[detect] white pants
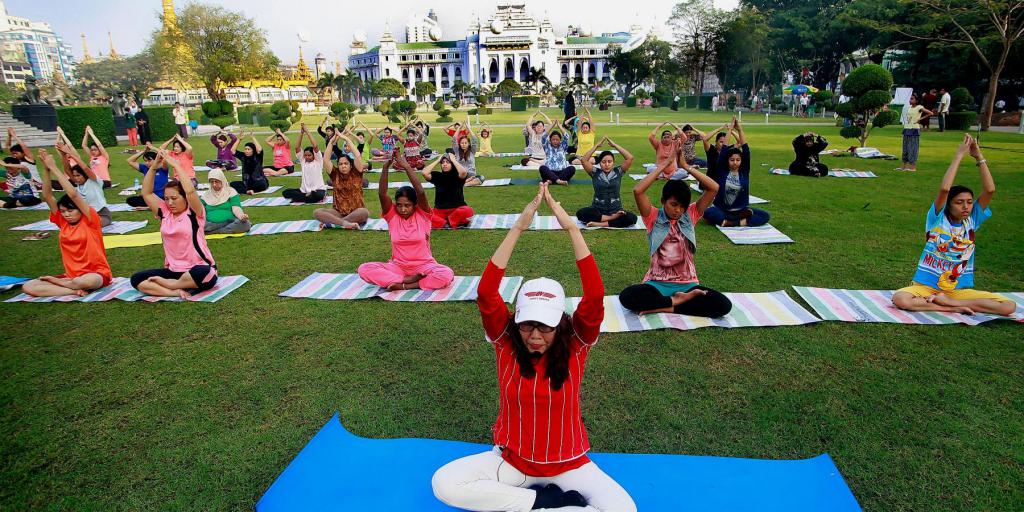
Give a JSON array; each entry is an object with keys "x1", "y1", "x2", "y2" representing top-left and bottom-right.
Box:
[{"x1": 432, "y1": 447, "x2": 637, "y2": 512}]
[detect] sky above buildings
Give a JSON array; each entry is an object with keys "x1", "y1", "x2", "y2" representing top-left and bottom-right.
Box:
[{"x1": 11, "y1": 0, "x2": 740, "y2": 68}]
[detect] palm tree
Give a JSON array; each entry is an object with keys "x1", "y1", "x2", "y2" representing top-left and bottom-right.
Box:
[
  {"x1": 522, "y1": 67, "x2": 551, "y2": 95},
  {"x1": 450, "y1": 80, "x2": 472, "y2": 101},
  {"x1": 316, "y1": 72, "x2": 336, "y2": 101}
]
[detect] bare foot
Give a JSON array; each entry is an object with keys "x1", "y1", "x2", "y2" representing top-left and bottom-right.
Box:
[
  {"x1": 585, "y1": 221, "x2": 608, "y2": 228},
  {"x1": 75, "y1": 289, "x2": 89, "y2": 297},
  {"x1": 177, "y1": 289, "x2": 192, "y2": 300},
  {"x1": 671, "y1": 289, "x2": 708, "y2": 306},
  {"x1": 928, "y1": 293, "x2": 975, "y2": 315},
  {"x1": 556, "y1": 179, "x2": 568, "y2": 186},
  {"x1": 339, "y1": 220, "x2": 358, "y2": 230}
]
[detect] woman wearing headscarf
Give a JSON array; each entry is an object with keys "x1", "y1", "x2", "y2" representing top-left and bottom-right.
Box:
[{"x1": 201, "y1": 168, "x2": 251, "y2": 234}]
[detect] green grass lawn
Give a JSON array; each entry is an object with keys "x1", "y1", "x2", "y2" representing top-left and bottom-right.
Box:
[
  {"x1": 346, "y1": 105, "x2": 838, "y2": 127},
  {"x1": 1, "y1": 112, "x2": 1022, "y2": 510}
]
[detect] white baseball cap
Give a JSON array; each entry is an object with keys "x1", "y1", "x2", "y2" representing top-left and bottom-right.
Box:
[{"x1": 514, "y1": 278, "x2": 566, "y2": 327}]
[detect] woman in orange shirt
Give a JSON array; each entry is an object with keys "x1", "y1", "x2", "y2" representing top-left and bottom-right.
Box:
[{"x1": 21, "y1": 149, "x2": 112, "y2": 297}]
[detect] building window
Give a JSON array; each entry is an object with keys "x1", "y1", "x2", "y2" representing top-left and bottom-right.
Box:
[{"x1": 386, "y1": 69, "x2": 390, "y2": 76}]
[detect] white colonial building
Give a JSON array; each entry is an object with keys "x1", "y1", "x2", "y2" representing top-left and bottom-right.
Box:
[{"x1": 348, "y1": 3, "x2": 647, "y2": 98}]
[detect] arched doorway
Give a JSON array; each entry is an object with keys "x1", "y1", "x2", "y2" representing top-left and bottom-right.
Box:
[
  {"x1": 488, "y1": 60, "x2": 499, "y2": 83},
  {"x1": 504, "y1": 58, "x2": 514, "y2": 82},
  {"x1": 519, "y1": 57, "x2": 529, "y2": 82}
]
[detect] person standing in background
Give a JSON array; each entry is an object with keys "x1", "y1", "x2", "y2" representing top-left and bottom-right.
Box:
[
  {"x1": 922, "y1": 89, "x2": 938, "y2": 131},
  {"x1": 172, "y1": 102, "x2": 189, "y2": 139},
  {"x1": 938, "y1": 88, "x2": 951, "y2": 132}
]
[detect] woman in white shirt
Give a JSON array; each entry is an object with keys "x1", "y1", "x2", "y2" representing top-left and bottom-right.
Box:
[
  {"x1": 281, "y1": 124, "x2": 327, "y2": 203},
  {"x1": 899, "y1": 94, "x2": 934, "y2": 172}
]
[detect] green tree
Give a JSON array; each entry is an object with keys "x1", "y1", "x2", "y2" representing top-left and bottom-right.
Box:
[
  {"x1": 859, "y1": 0, "x2": 1024, "y2": 130},
  {"x1": 72, "y1": 50, "x2": 162, "y2": 105},
  {"x1": 495, "y1": 79, "x2": 522, "y2": 102},
  {"x1": 522, "y1": 67, "x2": 551, "y2": 95},
  {"x1": 716, "y1": 6, "x2": 773, "y2": 95},
  {"x1": 374, "y1": 78, "x2": 407, "y2": 100},
  {"x1": 451, "y1": 80, "x2": 472, "y2": 100},
  {"x1": 201, "y1": 100, "x2": 235, "y2": 128},
  {"x1": 671, "y1": 0, "x2": 728, "y2": 98},
  {"x1": 316, "y1": 72, "x2": 336, "y2": 101},
  {"x1": 268, "y1": 100, "x2": 301, "y2": 132},
  {"x1": 0, "y1": 83, "x2": 16, "y2": 112},
  {"x1": 414, "y1": 81, "x2": 437, "y2": 105},
  {"x1": 153, "y1": 3, "x2": 279, "y2": 101},
  {"x1": 329, "y1": 101, "x2": 358, "y2": 129},
  {"x1": 835, "y1": 64, "x2": 896, "y2": 146},
  {"x1": 608, "y1": 39, "x2": 672, "y2": 99}
]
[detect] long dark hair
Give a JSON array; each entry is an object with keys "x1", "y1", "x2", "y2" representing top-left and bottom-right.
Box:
[
  {"x1": 506, "y1": 313, "x2": 573, "y2": 391},
  {"x1": 456, "y1": 135, "x2": 472, "y2": 161}
]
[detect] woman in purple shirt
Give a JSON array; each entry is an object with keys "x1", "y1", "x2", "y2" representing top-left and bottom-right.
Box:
[{"x1": 205, "y1": 129, "x2": 239, "y2": 171}]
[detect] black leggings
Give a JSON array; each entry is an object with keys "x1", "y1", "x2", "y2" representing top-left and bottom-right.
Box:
[
  {"x1": 230, "y1": 180, "x2": 268, "y2": 195},
  {"x1": 282, "y1": 188, "x2": 326, "y2": 203},
  {"x1": 1, "y1": 195, "x2": 42, "y2": 208},
  {"x1": 788, "y1": 161, "x2": 829, "y2": 177},
  {"x1": 540, "y1": 165, "x2": 576, "y2": 183},
  {"x1": 130, "y1": 266, "x2": 218, "y2": 294},
  {"x1": 619, "y1": 284, "x2": 732, "y2": 318},
  {"x1": 576, "y1": 206, "x2": 638, "y2": 228},
  {"x1": 126, "y1": 195, "x2": 148, "y2": 208}
]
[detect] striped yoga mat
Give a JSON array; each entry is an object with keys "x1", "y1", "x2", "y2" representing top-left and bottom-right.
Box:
[
  {"x1": 10, "y1": 220, "x2": 149, "y2": 234},
  {"x1": 4, "y1": 275, "x2": 248, "y2": 303},
  {"x1": 509, "y1": 165, "x2": 541, "y2": 171},
  {"x1": 716, "y1": 224, "x2": 793, "y2": 244},
  {"x1": 566, "y1": 291, "x2": 820, "y2": 333},
  {"x1": 0, "y1": 276, "x2": 29, "y2": 291},
  {"x1": 479, "y1": 150, "x2": 619, "y2": 158},
  {"x1": 770, "y1": 168, "x2": 877, "y2": 178},
  {"x1": 366, "y1": 181, "x2": 435, "y2": 190},
  {"x1": 687, "y1": 183, "x2": 768, "y2": 205},
  {"x1": 241, "y1": 196, "x2": 333, "y2": 207},
  {"x1": 792, "y1": 287, "x2": 1024, "y2": 326},
  {"x1": 248, "y1": 220, "x2": 323, "y2": 236},
  {"x1": 279, "y1": 273, "x2": 522, "y2": 303},
  {"x1": 629, "y1": 173, "x2": 695, "y2": 181}
]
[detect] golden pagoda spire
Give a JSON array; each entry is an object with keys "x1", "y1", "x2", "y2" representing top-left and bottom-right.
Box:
[
  {"x1": 162, "y1": 0, "x2": 178, "y2": 33},
  {"x1": 80, "y1": 33, "x2": 93, "y2": 64},
  {"x1": 295, "y1": 44, "x2": 311, "y2": 82},
  {"x1": 108, "y1": 31, "x2": 120, "y2": 60}
]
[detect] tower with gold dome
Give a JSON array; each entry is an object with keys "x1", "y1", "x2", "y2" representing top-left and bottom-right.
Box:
[{"x1": 146, "y1": 0, "x2": 314, "y2": 107}]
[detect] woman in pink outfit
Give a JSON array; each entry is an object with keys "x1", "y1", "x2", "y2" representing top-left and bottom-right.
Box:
[{"x1": 357, "y1": 153, "x2": 455, "y2": 291}]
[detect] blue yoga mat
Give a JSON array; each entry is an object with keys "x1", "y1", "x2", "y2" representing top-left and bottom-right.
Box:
[
  {"x1": 0, "y1": 276, "x2": 29, "y2": 291},
  {"x1": 256, "y1": 413, "x2": 861, "y2": 511}
]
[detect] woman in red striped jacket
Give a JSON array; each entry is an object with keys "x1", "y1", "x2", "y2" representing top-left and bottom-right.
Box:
[{"x1": 432, "y1": 183, "x2": 636, "y2": 512}]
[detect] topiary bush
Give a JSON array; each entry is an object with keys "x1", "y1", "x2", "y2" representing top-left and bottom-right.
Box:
[
  {"x1": 950, "y1": 87, "x2": 975, "y2": 112},
  {"x1": 837, "y1": 64, "x2": 894, "y2": 146},
  {"x1": 56, "y1": 106, "x2": 117, "y2": 147},
  {"x1": 872, "y1": 109, "x2": 900, "y2": 128},
  {"x1": 451, "y1": 98, "x2": 461, "y2": 110},
  {"x1": 510, "y1": 95, "x2": 541, "y2": 111},
  {"x1": 468, "y1": 108, "x2": 479, "y2": 115},
  {"x1": 813, "y1": 90, "x2": 834, "y2": 107},
  {"x1": 946, "y1": 112, "x2": 976, "y2": 130},
  {"x1": 268, "y1": 100, "x2": 300, "y2": 132},
  {"x1": 329, "y1": 101, "x2": 357, "y2": 130},
  {"x1": 201, "y1": 100, "x2": 236, "y2": 128},
  {"x1": 144, "y1": 105, "x2": 178, "y2": 140},
  {"x1": 436, "y1": 108, "x2": 452, "y2": 123},
  {"x1": 726, "y1": 95, "x2": 737, "y2": 110}
]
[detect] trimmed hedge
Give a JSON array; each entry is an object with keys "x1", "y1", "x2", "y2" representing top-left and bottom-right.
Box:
[
  {"x1": 56, "y1": 106, "x2": 117, "y2": 147},
  {"x1": 946, "y1": 112, "x2": 976, "y2": 130},
  {"x1": 144, "y1": 105, "x2": 178, "y2": 141},
  {"x1": 624, "y1": 97, "x2": 637, "y2": 107},
  {"x1": 510, "y1": 95, "x2": 541, "y2": 111}
]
